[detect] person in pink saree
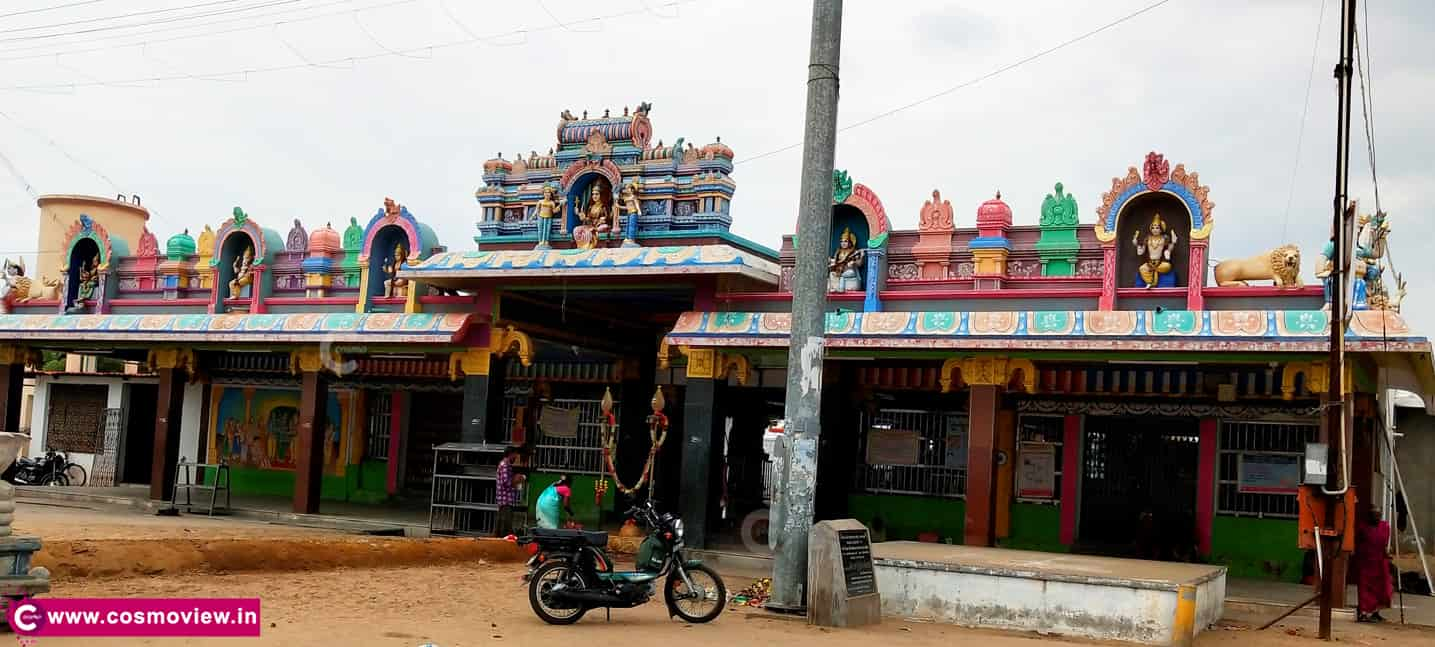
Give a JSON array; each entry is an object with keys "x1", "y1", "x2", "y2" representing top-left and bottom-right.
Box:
[{"x1": 1355, "y1": 504, "x2": 1394, "y2": 623}]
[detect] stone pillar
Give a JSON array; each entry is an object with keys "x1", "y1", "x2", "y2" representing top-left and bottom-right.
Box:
[
  {"x1": 1059, "y1": 414, "x2": 1082, "y2": 546},
  {"x1": 293, "y1": 368, "x2": 329, "y2": 514},
  {"x1": 484, "y1": 357, "x2": 509, "y2": 444},
  {"x1": 994, "y1": 407, "x2": 1016, "y2": 540},
  {"x1": 863, "y1": 246, "x2": 885, "y2": 312},
  {"x1": 965, "y1": 383, "x2": 1001, "y2": 547},
  {"x1": 461, "y1": 373, "x2": 491, "y2": 445},
  {"x1": 150, "y1": 364, "x2": 188, "y2": 501},
  {"x1": 680, "y1": 348, "x2": 718, "y2": 549},
  {"x1": 0, "y1": 349, "x2": 24, "y2": 435}
]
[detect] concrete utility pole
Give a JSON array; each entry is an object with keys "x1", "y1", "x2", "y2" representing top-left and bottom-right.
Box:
[
  {"x1": 769, "y1": 0, "x2": 843, "y2": 614},
  {"x1": 1319, "y1": 0, "x2": 1357, "y2": 639}
]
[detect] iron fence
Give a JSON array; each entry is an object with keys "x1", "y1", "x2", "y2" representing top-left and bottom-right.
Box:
[
  {"x1": 854, "y1": 408, "x2": 967, "y2": 498},
  {"x1": 1217, "y1": 419, "x2": 1319, "y2": 518},
  {"x1": 526, "y1": 398, "x2": 619, "y2": 475}
]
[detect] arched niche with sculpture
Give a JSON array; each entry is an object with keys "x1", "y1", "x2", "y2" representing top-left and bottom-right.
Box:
[
  {"x1": 826, "y1": 170, "x2": 892, "y2": 312},
  {"x1": 211, "y1": 207, "x2": 282, "y2": 313},
  {"x1": 560, "y1": 160, "x2": 623, "y2": 250},
  {"x1": 358, "y1": 198, "x2": 438, "y2": 306},
  {"x1": 1095, "y1": 152, "x2": 1214, "y2": 310},
  {"x1": 59, "y1": 214, "x2": 126, "y2": 314}
]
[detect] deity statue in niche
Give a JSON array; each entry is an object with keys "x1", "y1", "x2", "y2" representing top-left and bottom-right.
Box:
[
  {"x1": 828, "y1": 228, "x2": 866, "y2": 293},
  {"x1": 1132, "y1": 213, "x2": 1177, "y2": 288},
  {"x1": 229, "y1": 245, "x2": 255, "y2": 297},
  {"x1": 383, "y1": 242, "x2": 410, "y2": 298},
  {"x1": 534, "y1": 185, "x2": 565, "y2": 249},
  {"x1": 573, "y1": 179, "x2": 615, "y2": 250},
  {"x1": 75, "y1": 255, "x2": 100, "y2": 302}
]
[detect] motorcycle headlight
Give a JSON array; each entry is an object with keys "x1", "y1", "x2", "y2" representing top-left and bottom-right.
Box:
[{"x1": 673, "y1": 519, "x2": 685, "y2": 539}]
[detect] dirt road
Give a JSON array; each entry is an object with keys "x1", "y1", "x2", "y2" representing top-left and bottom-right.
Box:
[
  {"x1": 22, "y1": 562, "x2": 1429, "y2": 647},
  {"x1": 11, "y1": 502, "x2": 1433, "y2": 646}
]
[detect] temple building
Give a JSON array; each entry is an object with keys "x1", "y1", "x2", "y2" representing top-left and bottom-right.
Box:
[{"x1": 0, "y1": 106, "x2": 1428, "y2": 586}]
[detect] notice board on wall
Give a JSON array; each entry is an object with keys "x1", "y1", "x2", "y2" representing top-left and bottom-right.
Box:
[
  {"x1": 1016, "y1": 442, "x2": 1057, "y2": 499},
  {"x1": 865, "y1": 429, "x2": 920, "y2": 466}
]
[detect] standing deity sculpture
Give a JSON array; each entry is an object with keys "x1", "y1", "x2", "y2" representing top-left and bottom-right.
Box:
[
  {"x1": 619, "y1": 181, "x2": 641, "y2": 246},
  {"x1": 534, "y1": 185, "x2": 566, "y2": 250},
  {"x1": 383, "y1": 243, "x2": 410, "y2": 298},
  {"x1": 229, "y1": 245, "x2": 255, "y2": 297},
  {"x1": 828, "y1": 228, "x2": 866, "y2": 293},
  {"x1": 1132, "y1": 213, "x2": 1177, "y2": 288}
]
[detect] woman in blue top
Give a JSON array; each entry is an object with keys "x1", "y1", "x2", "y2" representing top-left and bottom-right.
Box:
[{"x1": 535, "y1": 475, "x2": 574, "y2": 529}]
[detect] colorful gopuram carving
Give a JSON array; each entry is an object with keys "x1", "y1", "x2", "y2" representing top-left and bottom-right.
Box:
[{"x1": 475, "y1": 102, "x2": 736, "y2": 249}]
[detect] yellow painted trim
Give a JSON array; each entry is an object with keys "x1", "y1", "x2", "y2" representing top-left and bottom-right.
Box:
[
  {"x1": 355, "y1": 260, "x2": 371, "y2": 313},
  {"x1": 1170, "y1": 584, "x2": 1197, "y2": 647},
  {"x1": 942, "y1": 356, "x2": 1038, "y2": 392},
  {"x1": 489, "y1": 326, "x2": 533, "y2": 367},
  {"x1": 717, "y1": 352, "x2": 751, "y2": 385},
  {"x1": 404, "y1": 283, "x2": 420, "y2": 314},
  {"x1": 448, "y1": 347, "x2": 492, "y2": 381}
]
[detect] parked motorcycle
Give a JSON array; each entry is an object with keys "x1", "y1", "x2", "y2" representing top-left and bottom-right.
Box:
[
  {"x1": 517, "y1": 499, "x2": 725, "y2": 625},
  {"x1": 2, "y1": 450, "x2": 84, "y2": 486}
]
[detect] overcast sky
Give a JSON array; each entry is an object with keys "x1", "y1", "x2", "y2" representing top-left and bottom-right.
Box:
[{"x1": 0, "y1": 0, "x2": 1429, "y2": 329}]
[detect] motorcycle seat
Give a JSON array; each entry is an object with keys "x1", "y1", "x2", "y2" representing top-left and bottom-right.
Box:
[{"x1": 531, "y1": 527, "x2": 610, "y2": 548}]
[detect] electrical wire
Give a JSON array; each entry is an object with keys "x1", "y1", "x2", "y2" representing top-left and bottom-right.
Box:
[
  {"x1": 0, "y1": 0, "x2": 114, "y2": 21},
  {"x1": 0, "y1": 0, "x2": 305, "y2": 45},
  {"x1": 0, "y1": 0, "x2": 702, "y2": 92},
  {"x1": 0, "y1": 0, "x2": 380, "y2": 60},
  {"x1": 735, "y1": 0, "x2": 1179, "y2": 166},
  {"x1": 1279, "y1": 0, "x2": 1327, "y2": 243}
]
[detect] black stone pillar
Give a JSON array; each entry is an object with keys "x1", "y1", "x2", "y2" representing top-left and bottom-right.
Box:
[
  {"x1": 461, "y1": 373, "x2": 490, "y2": 445},
  {"x1": 680, "y1": 373, "x2": 717, "y2": 549},
  {"x1": 0, "y1": 361, "x2": 22, "y2": 435},
  {"x1": 484, "y1": 357, "x2": 509, "y2": 444},
  {"x1": 293, "y1": 369, "x2": 329, "y2": 514}
]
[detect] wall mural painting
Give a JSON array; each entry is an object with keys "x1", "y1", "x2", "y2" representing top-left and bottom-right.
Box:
[{"x1": 207, "y1": 386, "x2": 356, "y2": 475}]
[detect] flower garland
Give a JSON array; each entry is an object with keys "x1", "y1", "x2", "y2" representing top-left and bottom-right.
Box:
[{"x1": 598, "y1": 388, "x2": 669, "y2": 497}]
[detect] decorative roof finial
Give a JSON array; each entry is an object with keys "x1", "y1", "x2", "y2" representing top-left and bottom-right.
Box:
[
  {"x1": 582, "y1": 110, "x2": 588, "y2": 119},
  {"x1": 623, "y1": 106, "x2": 630, "y2": 116},
  {"x1": 995, "y1": 190, "x2": 1001, "y2": 200},
  {"x1": 603, "y1": 108, "x2": 610, "y2": 118}
]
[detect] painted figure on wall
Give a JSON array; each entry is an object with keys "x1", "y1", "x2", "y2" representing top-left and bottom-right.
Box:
[
  {"x1": 210, "y1": 387, "x2": 352, "y2": 476},
  {"x1": 1133, "y1": 213, "x2": 1177, "y2": 288},
  {"x1": 74, "y1": 255, "x2": 100, "y2": 303},
  {"x1": 382, "y1": 243, "x2": 409, "y2": 298},
  {"x1": 534, "y1": 185, "x2": 566, "y2": 249},
  {"x1": 229, "y1": 245, "x2": 255, "y2": 297},
  {"x1": 829, "y1": 227, "x2": 866, "y2": 293}
]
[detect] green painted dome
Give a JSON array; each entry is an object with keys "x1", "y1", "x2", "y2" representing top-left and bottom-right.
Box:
[{"x1": 166, "y1": 229, "x2": 196, "y2": 260}]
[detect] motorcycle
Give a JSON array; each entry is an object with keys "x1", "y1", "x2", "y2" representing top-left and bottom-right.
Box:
[
  {"x1": 517, "y1": 499, "x2": 726, "y2": 625},
  {"x1": 2, "y1": 450, "x2": 79, "y2": 486}
]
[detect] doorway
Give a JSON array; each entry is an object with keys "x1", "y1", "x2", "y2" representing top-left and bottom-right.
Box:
[
  {"x1": 121, "y1": 384, "x2": 157, "y2": 484},
  {"x1": 1078, "y1": 415, "x2": 1200, "y2": 559}
]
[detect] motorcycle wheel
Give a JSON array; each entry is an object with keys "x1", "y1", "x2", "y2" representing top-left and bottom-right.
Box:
[
  {"x1": 528, "y1": 560, "x2": 589, "y2": 625},
  {"x1": 64, "y1": 463, "x2": 87, "y2": 487},
  {"x1": 665, "y1": 564, "x2": 725, "y2": 624},
  {"x1": 37, "y1": 471, "x2": 67, "y2": 487}
]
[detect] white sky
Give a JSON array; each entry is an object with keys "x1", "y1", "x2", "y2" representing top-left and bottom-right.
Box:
[{"x1": 0, "y1": 0, "x2": 1429, "y2": 330}]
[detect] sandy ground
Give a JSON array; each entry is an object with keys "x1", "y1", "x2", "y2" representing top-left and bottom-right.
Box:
[
  {"x1": 17, "y1": 502, "x2": 524, "y2": 579},
  {"x1": 9, "y1": 502, "x2": 1434, "y2": 646},
  {"x1": 30, "y1": 563, "x2": 1433, "y2": 647}
]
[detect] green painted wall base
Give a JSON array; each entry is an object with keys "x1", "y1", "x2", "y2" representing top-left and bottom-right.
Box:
[
  {"x1": 847, "y1": 493, "x2": 964, "y2": 543},
  {"x1": 207, "y1": 461, "x2": 393, "y2": 504},
  {"x1": 1000, "y1": 503, "x2": 1067, "y2": 553},
  {"x1": 527, "y1": 472, "x2": 615, "y2": 529},
  {"x1": 1210, "y1": 516, "x2": 1305, "y2": 582}
]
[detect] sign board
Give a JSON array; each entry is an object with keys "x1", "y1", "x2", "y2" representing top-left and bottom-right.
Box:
[
  {"x1": 866, "y1": 429, "x2": 920, "y2": 466},
  {"x1": 838, "y1": 529, "x2": 877, "y2": 597},
  {"x1": 1017, "y1": 442, "x2": 1057, "y2": 499},
  {"x1": 808, "y1": 520, "x2": 881, "y2": 628},
  {"x1": 540, "y1": 405, "x2": 580, "y2": 439},
  {"x1": 943, "y1": 415, "x2": 967, "y2": 469},
  {"x1": 1238, "y1": 453, "x2": 1301, "y2": 494}
]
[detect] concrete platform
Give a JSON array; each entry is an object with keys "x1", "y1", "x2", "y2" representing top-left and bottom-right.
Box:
[{"x1": 873, "y1": 542, "x2": 1226, "y2": 646}]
